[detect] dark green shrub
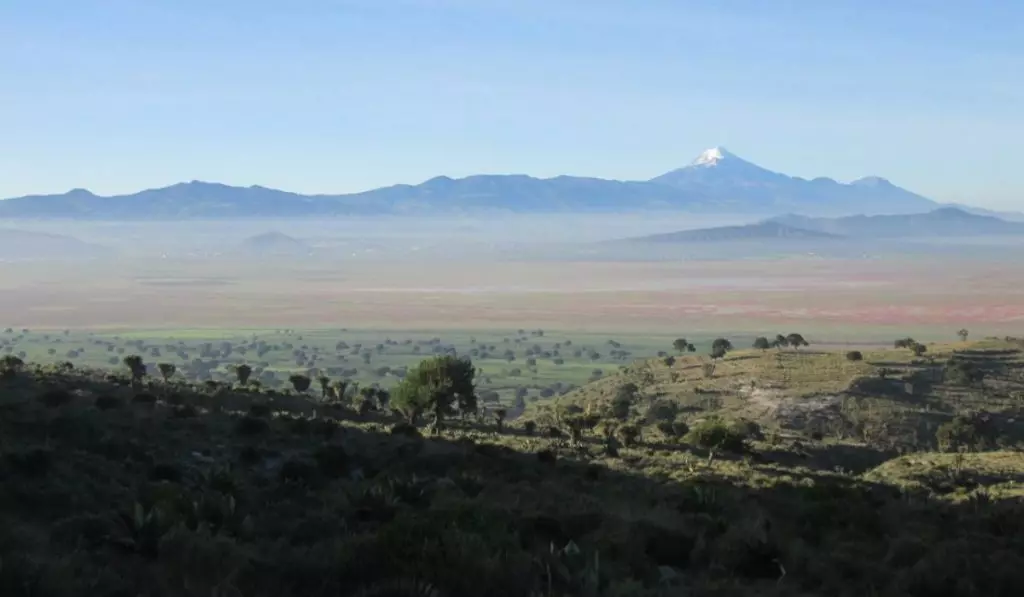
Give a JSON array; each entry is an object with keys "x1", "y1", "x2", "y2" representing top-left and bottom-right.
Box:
[
  {"x1": 235, "y1": 415, "x2": 269, "y2": 436},
  {"x1": 657, "y1": 420, "x2": 689, "y2": 439},
  {"x1": 845, "y1": 351, "x2": 863, "y2": 361},
  {"x1": 248, "y1": 402, "x2": 273, "y2": 418},
  {"x1": 37, "y1": 388, "x2": 72, "y2": 408},
  {"x1": 685, "y1": 418, "x2": 747, "y2": 453},
  {"x1": 314, "y1": 444, "x2": 349, "y2": 477},
  {"x1": 95, "y1": 395, "x2": 124, "y2": 410},
  {"x1": 390, "y1": 422, "x2": 421, "y2": 438}
]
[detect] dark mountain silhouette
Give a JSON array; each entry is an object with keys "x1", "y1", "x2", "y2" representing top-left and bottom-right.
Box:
[
  {"x1": 769, "y1": 207, "x2": 1024, "y2": 238},
  {"x1": 0, "y1": 148, "x2": 939, "y2": 219},
  {"x1": 0, "y1": 228, "x2": 112, "y2": 260},
  {"x1": 622, "y1": 221, "x2": 843, "y2": 244}
]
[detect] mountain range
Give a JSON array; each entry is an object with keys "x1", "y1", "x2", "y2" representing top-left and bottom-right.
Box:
[
  {"x1": 768, "y1": 207, "x2": 1024, "y2": 238},
  {"x1": 622, "y1": 207, "x2": 1024, "y2": 244},
  {"x1": 0, "y1": 148, "x2": 947, "y2": 220}
]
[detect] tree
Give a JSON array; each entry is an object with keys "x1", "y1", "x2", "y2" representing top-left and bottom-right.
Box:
[
  {"x1": 391, "y1": 355, "x2": 476, "y2": 427},
  {"x1": 910, "y1": 342, "x2": 927, "y2": 357},
  {"x1": 672, "y1": 338, "x2": 692, "y2": 354},
  {"x1": 957, "y1": 328, "x2": 969, "y2": 342},
  {"x1": 785, "y1": 333, "x2": 809, "y2": 350},
  {"x1": 234, "y1": 364, "x2": 253, "y2": 386},
  {"x1": 122, "y1": 355, "x2": 146, "y2": 386},
  {"x1": 845, "y1": 351, "x2": 863, "y2": 362},
  {"x1": 331, "y1": 379, "x2": 350, "y2": 402},
  {"x1": 894, "y1": 337, "x2": 916, "y2": 349},
  {"x1": 752, "y1": 337, "x2": 770, "y2": 352},
  {"x1": 289, "y1": 374, "x2": 312, "y2": 395},
  {"x1": 710, "y1": 338, "x2": 732, "y2": 360},
  {"x1": 157, "y1": 363, "x2": 176, "y2": 383},
  {"x1": 773, "y1": 334, "x2": 789, "y2": 350},
  {"x1": 493, "y1": 407, "x2": 507, "y2": 433},
  {"x1": 317, "y1": 375, "x2": 331, "y2": 399}
]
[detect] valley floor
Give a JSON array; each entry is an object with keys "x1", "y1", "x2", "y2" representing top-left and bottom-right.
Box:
[{"x1": 2, "y1": 257, "x2": 1023, "y2": 339}]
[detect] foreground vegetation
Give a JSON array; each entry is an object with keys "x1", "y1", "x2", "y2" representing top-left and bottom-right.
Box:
[{"x1": 1, "y1": 334, "x2": 1023, "y2": 596}]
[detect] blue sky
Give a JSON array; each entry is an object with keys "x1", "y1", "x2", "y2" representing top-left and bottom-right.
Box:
[{"x1": 1, "y1": 0, "x2": 1021, "y2": 208}]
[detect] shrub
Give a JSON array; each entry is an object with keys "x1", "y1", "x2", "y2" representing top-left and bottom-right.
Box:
[
  {"x1": 685, "y1": 418, "x2": 747, "y2": 453},
  {"x1": 943, "y1": 359, "x2": 985, "y2": 385},
  {"x1": 845, "y1": 351, "x2": 863, "y2": 362},
  {"x1": 37, "y1": 388, "x2": 73, "y2": 408},
  {"x1": 390, "y1": 422, "x2": 421, "y2": 438},
  {"x1": 656, "y1": 420, "x2": 689, "y2": 439},
  {"x1": 313, "y1": 444, "x2": 349, "y2": 477},
  {"x1": 94, "y1": 395, "x2": 124, "y2": 410},
  {"x1": 618, "y1": 425, "x2": 641, "y2": 447},
  {"x1": 235, "y1": 415, "x2": 270, "y2": 436}
]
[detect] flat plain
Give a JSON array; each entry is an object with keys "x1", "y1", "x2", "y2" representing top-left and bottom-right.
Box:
[{"x1": 3, "y1": 256, "x2": 1023, "y2": 340}]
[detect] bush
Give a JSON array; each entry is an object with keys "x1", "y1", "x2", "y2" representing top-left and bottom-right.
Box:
[
  {"x1": 685, "y1": 418, "x2": 747, "y2": 453},
  {"x1": 235, "y1": 415, "x2": 270, "y2": 436},
  {"x1": 37, "y1": 388, "x2": 73, "y2": 408},
  {"x1": 845, "y1": 351, "x2": 863, "y2": 362},
  {"x1": 944, "y1": 359, "x2": 985, "y2": 386},
  {"x1": 656, "y1": 420, "x2": 689, "y2": 439},
  {"x1": 94, "y1": 395, "x2": 124, "y2": 410}
]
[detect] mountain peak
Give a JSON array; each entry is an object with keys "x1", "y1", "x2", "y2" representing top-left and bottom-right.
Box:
[
  {"x1": 851, "y1": 176, "x2": 892, "y2": 187},
  {"x1": 690, "y1": 147, "x2": 734, "y2": 167}
]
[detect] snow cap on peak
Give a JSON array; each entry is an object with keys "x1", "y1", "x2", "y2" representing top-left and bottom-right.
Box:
[{"x1": 690, "y1": 147, "x2": 733, "y2": 167}]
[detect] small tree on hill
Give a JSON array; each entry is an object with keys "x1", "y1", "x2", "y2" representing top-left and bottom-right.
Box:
[
  {"x1": 391, "y1": 355, "x2": 476, "y2": 427},
  {"x1": 957, "y1": 328, "x2": 969, "y2": 342},
  {"x1": 234, "y1": 364, "x2": 253, "y2": 386},
  {"x1": 711, "y1": 338, "x2": 732, "y2": 357},
  {"x1": 910, "y1": 342, "x2": 927, "y2": 357},
  {"x1": 773, "y1": 334, "x2": 788, "y2": 350},
  {"x1": 318, "y1": 375, "x2": 331, "y2": 400},
  {"x1": 331, "y1": 379, "x2": 350, "y2": 403},
  {"x1": 289, "y1": 374, "x2": 312, "y2": 395},
  {"x1": 753, "y1": 337, "x2": 771, "y2": 352},
  {"x1": 785, "y1": 333, "x2": 809, "y2": 350},
  {"x1": 493, "y1": 407, "x2": 507, "y2": 433},
  {"x1": 123, "y1": 355, "x2": 146, "y2": 387},
  {"x1": 894, "y1": 337, "x2": 916, "y2": 350},
  {"x1": 157, "y1": 363, "x2": 176, "y2": 383},
  {"x1": 672, "y1": 338, "x2": 693, "y2": 354}
]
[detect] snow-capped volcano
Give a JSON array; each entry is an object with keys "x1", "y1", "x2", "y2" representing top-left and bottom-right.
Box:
[
  {"x1": 646, "y1": 147, "x2": 937, "y2": 215},
  {"x1": 690, "y1": 147, "x2": 733, "y2": 167}
]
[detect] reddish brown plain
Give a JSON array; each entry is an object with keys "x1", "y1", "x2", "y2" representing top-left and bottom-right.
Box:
[{"x1": 3, "y1": 257, "x2": 1022, "y2": 339}]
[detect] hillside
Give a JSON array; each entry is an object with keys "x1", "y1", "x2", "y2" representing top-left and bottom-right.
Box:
[
  {"x1": 238, "y1": 231, "x2": 311, "y2": 256},
  {"x1": 770, "y1": 207, "x2": 1024, "y2": 238},
  {"x1": 621, "y1": 221, "x2": 844, "y2": 243},
  {"x1": 1, "y1": 338, "x2": 1022, "y2": 596},
  {"x1": 0, "y1": 148, "x2": 939, "y2": 219},
  {"x1": 0, "y1": 228, "x2": 112, "y2": 260}
]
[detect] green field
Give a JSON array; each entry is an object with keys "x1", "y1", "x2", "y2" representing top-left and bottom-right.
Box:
[{"x1": 0, "y1": 326, "x2": 741, "y2": 414}]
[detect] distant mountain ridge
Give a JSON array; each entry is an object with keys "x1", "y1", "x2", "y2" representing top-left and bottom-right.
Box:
[
  {"x1": 768, "y1": 207, "x2": 1024, "y2": 238},
  {"x1": 624, "y1": 221, "x2": 842, "y2": 243},
  {"x1": 0, "y1": 228, "x2": 111, "y2": 260},
  {"x1": 0, "y1": 148, "x2": 942, "y2": 219}
]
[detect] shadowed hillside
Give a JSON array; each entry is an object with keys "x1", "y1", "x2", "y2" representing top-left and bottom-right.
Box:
[{"x1": 1, "y1": 339, "x2": 1022, "y2": 596}]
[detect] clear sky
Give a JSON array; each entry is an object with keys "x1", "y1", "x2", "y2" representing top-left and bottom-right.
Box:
[{"x1": 1, "y1": 0, "x2": 1021, "y2": 208}]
